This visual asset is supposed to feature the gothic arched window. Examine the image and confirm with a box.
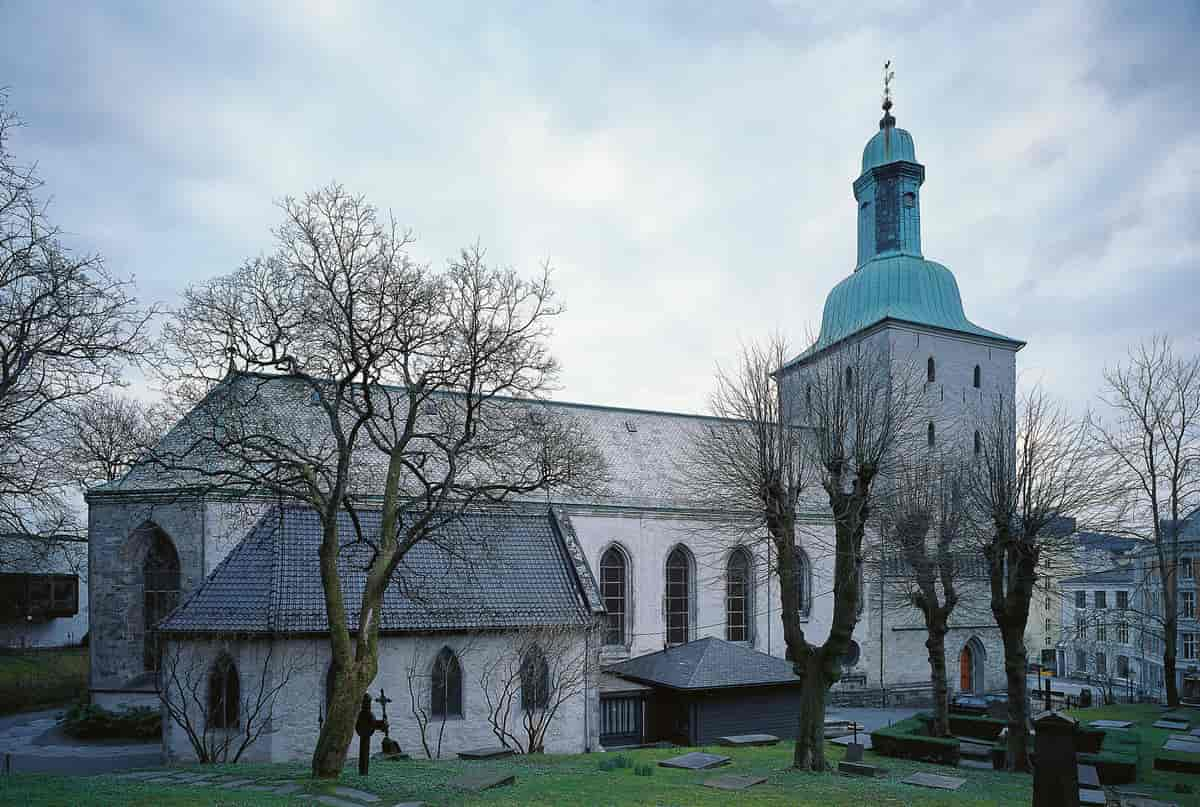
[927,422,936,448]
[600,546,628,646]
[142,527,180,672]
[974,430,982,455]
[726,549,752,642]
[665,546,693,645]
[927,357,936,383]
[521,644,550,712]
[431,647,463,718]
[845,366,853,389]
[795,548,812,617]
[207,653,240,729]
[973,365,981,389]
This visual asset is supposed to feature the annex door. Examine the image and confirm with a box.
[960,646,972,692]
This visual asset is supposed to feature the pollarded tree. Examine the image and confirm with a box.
[681,334,922,770]
[1092,336,1200,707]
[967,388,1116,771]
[154,184,604,778]
[62,392,166,487]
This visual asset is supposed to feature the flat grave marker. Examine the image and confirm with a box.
[446,771,516,792]
[716,733,779,747]
[1162,738,1200,753]
[837,761,886,778]
[457,746,514,760]
[659,752,731,770]
[901,772,965,791]
[1078,788,1105,805]
[331,785,381,803]
[1077,763,1101,789]
[702,774,768,791]
[1152,719,1190,731]
[1089,719,1133,729]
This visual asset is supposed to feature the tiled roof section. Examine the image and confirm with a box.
[1075,531,1141,555]
[606,637,802,691]
[1061,566,1135,587]
[158,505,596,635]
[96,372,736,510]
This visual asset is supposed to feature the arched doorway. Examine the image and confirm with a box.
[959,637,986,694]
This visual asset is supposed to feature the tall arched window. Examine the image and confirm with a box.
[726,549,752,642]
[805,384,812,409]
[845,366,853,389]
[521,644,550,711]
[927,422,936,448]
[973,365,981,388]
[599,546,628,646]
[927,357,936,383]
[795,548,812,617]
[431,647,463,718]
[142,527,180,671]
[207,653,239,729]
[665,546,693,645]
[974,430,982,455]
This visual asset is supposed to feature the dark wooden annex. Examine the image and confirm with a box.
[601,637,803,747]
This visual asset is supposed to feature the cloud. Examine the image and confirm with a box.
[0,0,1195,416]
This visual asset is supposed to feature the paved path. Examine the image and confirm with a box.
[0,708,162,774]
[110,771,395,806]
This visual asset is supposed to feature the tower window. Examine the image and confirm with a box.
[973,365,981,388]
[845,367,853,389]
[903,192,915,208]
[927,422,935,448]
[974,430,981,455]
[927,357,936,383]
[805,384,812,409]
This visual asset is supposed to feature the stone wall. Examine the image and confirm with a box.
[163,631,597,764]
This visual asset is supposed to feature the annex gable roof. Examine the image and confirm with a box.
[157,505,602,635]
[605,637,802,691]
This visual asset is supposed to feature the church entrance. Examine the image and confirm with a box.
[959,637,986,694]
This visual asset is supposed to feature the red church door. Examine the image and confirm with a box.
[960,646,971,692]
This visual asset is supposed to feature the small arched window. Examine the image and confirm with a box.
[599,547,628,647]
[521,644,550,712]
[927,422,936,448]
[431,647,463,718]
[927,357,936,383]
[665,546,693,645]
[973,365,981,389]
[726,549,752,642]
[207,653,240,729]
[974,430,982,455]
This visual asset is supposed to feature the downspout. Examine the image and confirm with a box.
[584,626,591,753]
[880,528,886,707]
[767,541,772,656]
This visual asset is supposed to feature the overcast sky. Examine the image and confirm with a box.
[2,1,1197,415]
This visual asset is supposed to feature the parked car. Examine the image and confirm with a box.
[949,694,989,716]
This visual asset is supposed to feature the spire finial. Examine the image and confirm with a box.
[880,60,896,129]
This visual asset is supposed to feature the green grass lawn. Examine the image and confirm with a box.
[0,739,1034,807]
[0,646,88,714]
[1064,701,1200,803]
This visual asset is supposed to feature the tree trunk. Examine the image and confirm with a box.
[312,665,360,778]
[1000,624,1031,772]
[1165,618,1179,707]
[925,619,950,737]
[792,651,830,771]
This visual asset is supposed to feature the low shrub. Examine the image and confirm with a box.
[61,702,161,740]
[597,754,632,772]
[634,763,654,777]
[870,717,960,766]
[917,711,1007,741]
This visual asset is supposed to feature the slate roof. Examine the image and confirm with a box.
[157,505,602,635]
[92,371,741,511]
[605,637,802,691]
[1074,531,1140,556]
[1061,566,1135,587]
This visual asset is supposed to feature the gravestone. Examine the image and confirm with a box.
[1078,789,1105,806]
[659,752,730,770]
[446,771,515,792]
[901,772,965,791]
[457,746,515,760]
[844,742,864,763]
[837,760,885,777]
[716,733,779,747]
[1090,720,1133,729]
[831,734,873,750]
[702,774,768,791]
[1032,712,1079,807]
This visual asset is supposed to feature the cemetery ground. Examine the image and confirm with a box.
[0,646,88,713]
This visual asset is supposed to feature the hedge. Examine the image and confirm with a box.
[870,717,960,766]
[61,702,161,740]
[1154,751,1200,774]
[1077,750,1138,785]
[990,727,1140,785]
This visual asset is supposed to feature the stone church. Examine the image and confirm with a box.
[86,99,1022,761]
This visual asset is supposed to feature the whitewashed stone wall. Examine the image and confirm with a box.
[163,631,597,764]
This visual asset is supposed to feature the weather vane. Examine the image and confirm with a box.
[882,60,895,111]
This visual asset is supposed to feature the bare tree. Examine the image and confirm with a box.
[874,457,975,737]
[477,625,596,754]
[154,184,603,778]
[0,92,153,555]
[681,335,922,770]
[1092,336,1200,707]
[158,638,313,764]
[62,392,165,487]
[966,388,1115,771]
